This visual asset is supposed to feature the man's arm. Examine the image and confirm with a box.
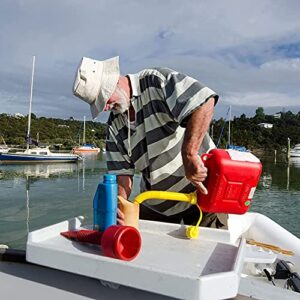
[117,175,133,225]
[181,97,215,194]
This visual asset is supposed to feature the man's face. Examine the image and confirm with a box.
[104,86,130,113]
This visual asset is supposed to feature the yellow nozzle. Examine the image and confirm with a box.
[186,226,199,239]
[133,190,202,239]
[133,190,197,205]
[186,204,203,239]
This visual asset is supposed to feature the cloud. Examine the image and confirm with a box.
[0,0,300,122]
[223,92,300,107]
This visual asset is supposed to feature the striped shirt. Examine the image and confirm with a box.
[106,67,218,216]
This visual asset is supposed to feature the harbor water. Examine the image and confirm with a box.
[0,153,299,250]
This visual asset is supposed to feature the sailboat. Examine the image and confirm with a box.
[72,116,100,155]
[227,105,249,152]
[0,56,81,164]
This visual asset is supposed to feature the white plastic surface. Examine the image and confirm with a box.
[227,149,261,163]
[27,217,246,300]
[244,245,277,263]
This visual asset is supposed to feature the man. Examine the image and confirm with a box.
[73,56,227,228]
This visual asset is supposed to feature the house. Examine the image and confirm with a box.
[14,113,24,118]
[258,123,273,129]
[272,112,281,119]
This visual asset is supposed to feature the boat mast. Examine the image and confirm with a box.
[228,105,231,147]
[83,115,86,145]
[26,56,35,151]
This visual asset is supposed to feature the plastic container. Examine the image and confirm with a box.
[93,174,118,231]
[101,225,142,261]
[198,149,262,214]
[60,226,142,261]
[27,216,246,300]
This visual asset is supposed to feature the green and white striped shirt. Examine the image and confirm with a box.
[106,67,218,216]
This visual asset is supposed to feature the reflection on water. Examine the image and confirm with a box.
[290,157,300,168]
[0,154,299,249]
[252,158,300,238]
[0,153,108,249]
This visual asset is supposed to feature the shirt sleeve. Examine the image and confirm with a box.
[158,68,219,126]
[106,118,135,176]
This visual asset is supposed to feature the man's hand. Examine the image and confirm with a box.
[182,153,208,195]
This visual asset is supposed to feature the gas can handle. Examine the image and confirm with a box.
[201,153,212,166]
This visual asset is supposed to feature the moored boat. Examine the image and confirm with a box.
[0,147,81,163]
[72,116,100,155]
[72,144,100,154]
[0,57,81,164]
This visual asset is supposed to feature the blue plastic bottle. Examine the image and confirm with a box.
[93,174,118,231]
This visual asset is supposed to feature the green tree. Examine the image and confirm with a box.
[255,107,265,119]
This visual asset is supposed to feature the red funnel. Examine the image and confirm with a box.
[60,229,103,244]
[101,225,142,261]
[60,225,142,261]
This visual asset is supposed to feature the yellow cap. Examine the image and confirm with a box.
[186,226,199,239]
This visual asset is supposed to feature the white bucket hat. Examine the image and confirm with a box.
[73,56,120,119]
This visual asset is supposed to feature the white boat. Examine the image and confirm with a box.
[0,212,299,299]
[0,147,81,164]
[0,57,81,164]
[290,143,300,157]
[72,116,100,155]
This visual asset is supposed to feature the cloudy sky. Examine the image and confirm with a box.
[0,0,299,123]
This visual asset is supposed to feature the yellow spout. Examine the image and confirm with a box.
[133,190,197,205]
[133,190,201,239]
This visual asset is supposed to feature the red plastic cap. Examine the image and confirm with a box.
[101,225,142,261]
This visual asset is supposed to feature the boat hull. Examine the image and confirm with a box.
[72,149,100,154]
[72,146,100,155]
[0,153,80,164]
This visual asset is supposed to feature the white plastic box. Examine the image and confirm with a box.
[27,217,246,300]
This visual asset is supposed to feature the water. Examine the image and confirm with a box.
[0,154,299,249]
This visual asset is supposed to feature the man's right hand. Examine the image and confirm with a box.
[182,153,208,195]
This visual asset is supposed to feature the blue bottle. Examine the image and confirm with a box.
[93,174,118,231]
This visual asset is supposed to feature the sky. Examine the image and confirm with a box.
[0,0,300,123]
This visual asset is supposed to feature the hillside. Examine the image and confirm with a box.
[1,107,300,152]
[0,113,106,150]
[212,109,300,151]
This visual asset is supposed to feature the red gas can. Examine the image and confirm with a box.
[198,149,262,214]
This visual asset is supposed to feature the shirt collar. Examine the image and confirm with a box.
[127,73,141,97]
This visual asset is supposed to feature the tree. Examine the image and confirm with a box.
[255,107,265,119]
